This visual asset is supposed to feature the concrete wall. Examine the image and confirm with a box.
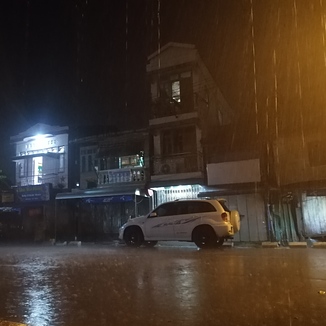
[207,159,261,186]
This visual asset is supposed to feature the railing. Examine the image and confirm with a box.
[17,175,60,187]
[150,97,195,119]
[152,153,203,175]
[97,167,149,186]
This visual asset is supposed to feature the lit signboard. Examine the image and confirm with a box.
[1,192,14,203]
[16,184,51,202]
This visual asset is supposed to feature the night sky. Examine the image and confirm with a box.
[1,0,326,178]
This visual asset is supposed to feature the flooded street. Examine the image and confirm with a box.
[0,243,326,326]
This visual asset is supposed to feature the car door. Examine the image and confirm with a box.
[173,201,202,240]
[144,202,177,240]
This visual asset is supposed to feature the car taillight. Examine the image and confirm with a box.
[221,212,228,222]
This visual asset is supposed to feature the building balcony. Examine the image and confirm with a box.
[149,98,197,127]
[149,111,198,128]
[15,174,63,188]
[151,153,204,183]
[97,167,149,187]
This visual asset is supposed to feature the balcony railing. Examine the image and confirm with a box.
[151,97,195,119]
[97,167,149,187]
[153,153,203,176]
[16,174,61,187]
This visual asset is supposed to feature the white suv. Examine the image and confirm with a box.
[119,199,240,249]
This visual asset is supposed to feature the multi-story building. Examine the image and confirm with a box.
[11,123,69,189]
[9,123,69,241]
[146,42,232,205]
[146,43,269,243]
[55,128,151,241]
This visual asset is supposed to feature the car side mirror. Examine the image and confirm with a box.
[149,212,157,218]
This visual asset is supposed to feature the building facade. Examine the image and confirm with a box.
[9,123,69,241]
[11,123,69,189]
[55,129,151,241]
[147,42,233,205]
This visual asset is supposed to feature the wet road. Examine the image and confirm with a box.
[0,243,325,326]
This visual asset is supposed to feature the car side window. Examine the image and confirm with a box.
[199,202,216,212]
[154,203,177,217]
[188,201,216,214]
[176,202,189,215]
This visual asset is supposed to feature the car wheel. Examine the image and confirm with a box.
[124,227,144,247]
[215,237,225,247]
[192,225,217,249]
[230,210,241,233]
[143,241,158,248]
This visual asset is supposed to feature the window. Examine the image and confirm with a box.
[154,203,177,217]
[18,161,26,177]
[88,155,93,172]
[119,154,142,168]
[81,156,86,172]
[171,80,180,102]
[81,146,97,172]
[100,158,107,170]
[120,156,136,168]
[32,156,43,185]
[160,71,194,113]
[153,201,216,217]
[59,154,65,172]
[188,202,216,214]
[176,202,189,215]
[162,127,196,155]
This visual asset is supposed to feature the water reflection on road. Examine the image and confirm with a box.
[21,263,56,326]
[0,245,325,326]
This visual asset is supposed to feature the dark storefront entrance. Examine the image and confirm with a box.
[55,189,152,242]
[0,207,22,241]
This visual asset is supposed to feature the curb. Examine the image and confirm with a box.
[288,242,308,248]
[261,242,279,248]
[260,241,326,249]
[311,242,326,249]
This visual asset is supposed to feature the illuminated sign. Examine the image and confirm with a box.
[1,192,14,203]
[16,184,51,202]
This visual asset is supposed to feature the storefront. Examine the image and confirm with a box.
[12,183,54,242]
[150,184,204,207]
[0,207,22,241]
[55,187,152,242]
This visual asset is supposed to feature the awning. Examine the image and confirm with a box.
[12,152,59,161]
[149,177,205,188]
[55,185,147,201]
[198,183,264,197]
[0,207,21,213]
[82,195,134,204]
